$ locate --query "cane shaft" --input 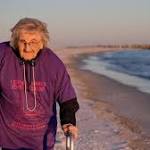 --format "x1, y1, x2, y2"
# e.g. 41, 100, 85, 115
66, 134, 74, 150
